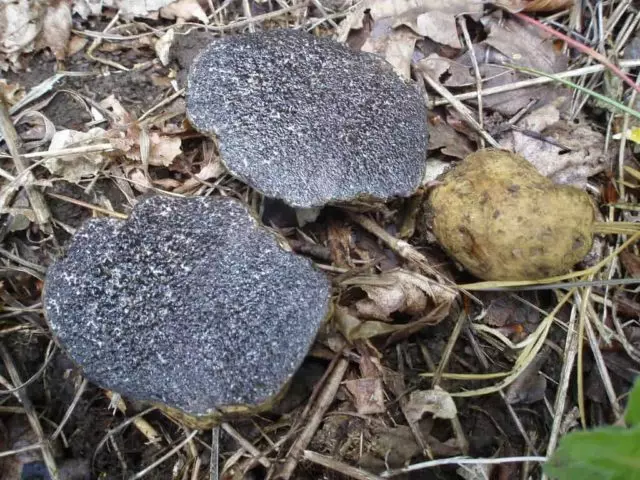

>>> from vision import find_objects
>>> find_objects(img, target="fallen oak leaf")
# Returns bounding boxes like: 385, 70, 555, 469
37, 0, 72, 60
399, 10, 462, 49
344, 377, 386, 414
361, 22, 418, 80
44, 128, 109, 182
369, 0, 482, 21
404, 386, 457, 423
160, 0, 209, 24
334, 298, 452, 344
335, 306, 399, 341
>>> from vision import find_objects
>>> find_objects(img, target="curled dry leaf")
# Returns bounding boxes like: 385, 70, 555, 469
358, 0, 483, 79
404, 386, 457, 423
0, 0, 71, 69
344, 377, 386, 414
504, 353, 547, 404
501, 104, 610, 187
336, 270, 456, 343
37, 0, 72, 60
361, 22, 418, 81
160, 0, 209, 24
351, 270, 451, 320
44, 128, 108, 182
155, 29, 175, 66
72, 0, 176, 19
427, 113, 474, 159
101, 95, 183, 167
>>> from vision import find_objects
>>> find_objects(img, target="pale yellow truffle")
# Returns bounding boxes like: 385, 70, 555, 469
428, 149, 596, 281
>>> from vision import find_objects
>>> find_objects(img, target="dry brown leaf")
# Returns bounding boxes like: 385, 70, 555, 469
195, 157, 225, 182
147, 132, 182, 167
155, 28, 175, 66
463, 15, 569, 115
0, 81, 25, 106
344, 377, 386, 414
0, 1, 42, 69
1, 0, 71, 69
361, 21, 418, 80
160, 0, 209, 23
369, 0, 483, 20
418, 54, 475, 87
101, 95, 182, 167
44, 128, 108, 182
366, 425, 460, 469
359, 0, 483, 79
68, 35, 88, 56
328, 220, 353, 268
620, 251, 640, 279
404, 386, 457, 422
501, 104, 610, 187
336, 270, 456, 343
504, 353, 547, 404
126, 168, 152, 193
427, 113, 474, 159
335, 306, 400, 341
350, 270, 454, 321
494, 0, 575, 12
353, 271, 428, 320
402, 10, 461, 49
36, 0, 72, 60
73, 0, 176, 18
479, 292, 539, 327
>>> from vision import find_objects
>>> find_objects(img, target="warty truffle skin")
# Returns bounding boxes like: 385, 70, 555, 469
187, 29, 429, 208
44, 195, 331, 416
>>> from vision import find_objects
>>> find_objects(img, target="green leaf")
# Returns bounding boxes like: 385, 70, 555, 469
625, 379, 640, 427
544, 426, 640, 480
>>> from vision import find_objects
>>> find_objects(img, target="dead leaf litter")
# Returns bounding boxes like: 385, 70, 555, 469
1, 0, 639, 479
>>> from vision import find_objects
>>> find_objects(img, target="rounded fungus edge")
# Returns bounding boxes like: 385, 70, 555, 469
186, 29, 429, 208
43, 195, 332, 422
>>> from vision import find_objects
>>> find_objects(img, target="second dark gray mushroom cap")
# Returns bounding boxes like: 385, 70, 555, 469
44, 196, 331, 417
187, 29, 428, 208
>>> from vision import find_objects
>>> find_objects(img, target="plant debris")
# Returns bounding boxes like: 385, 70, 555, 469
1, 0, 640, 479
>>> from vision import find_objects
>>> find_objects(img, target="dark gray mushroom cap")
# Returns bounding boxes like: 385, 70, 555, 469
44, 196, 331, 416
186, 29, 428, 208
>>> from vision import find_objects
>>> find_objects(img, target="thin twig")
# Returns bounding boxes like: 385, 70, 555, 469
0, 343, 59, 480
221, 422, 271, 468
419, 70, 501, 148
381, 455, 547, 477
430, 60, 640, 107
210, 426, 219, 480
129, 430, 198, 480
457, 16, 484, 148
51, 377, 89, 440
0, 442, 42, 458
432, 310, 466, 388
544, 304, 578, 460
45, 192, 128, 219
0, 95, 51, 229
277, 358, 349, 479
303, 450, 384, 480
513, 11, 640, 95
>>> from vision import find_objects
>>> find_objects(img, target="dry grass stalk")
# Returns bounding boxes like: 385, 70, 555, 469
0, 343, 60, 479
277, 357, 349, 479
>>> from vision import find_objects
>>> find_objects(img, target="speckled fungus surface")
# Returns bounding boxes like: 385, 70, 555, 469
44, 196, 331, 419
186, 29, 428, 208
